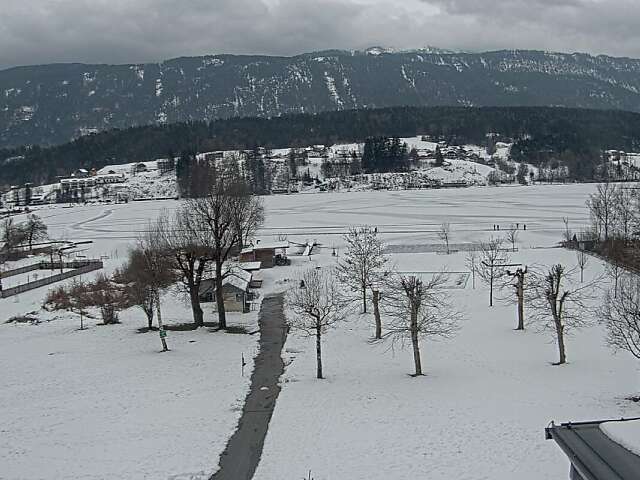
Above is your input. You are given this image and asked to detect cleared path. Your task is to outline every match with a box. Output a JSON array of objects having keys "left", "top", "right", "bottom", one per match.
[{"left": 210, "top": 294, "right": 287, "bottom": 480}]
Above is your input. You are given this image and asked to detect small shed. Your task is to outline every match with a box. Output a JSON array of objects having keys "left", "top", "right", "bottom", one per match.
[
  {"left": 239, "top": 241, "right": 289, "bottom": 268},
  {"left": 199, "top": 268, "right": 253, "bottom": 313}
]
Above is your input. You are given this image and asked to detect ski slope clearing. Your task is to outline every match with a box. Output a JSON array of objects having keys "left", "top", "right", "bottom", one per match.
[{"left": 2, "top": 183, "right": 639, "bottom": 479}]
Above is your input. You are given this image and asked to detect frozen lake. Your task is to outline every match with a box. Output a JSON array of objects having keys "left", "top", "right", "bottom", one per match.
[{"left": 30, "top": 183, "right": 597, "bottom": 260}]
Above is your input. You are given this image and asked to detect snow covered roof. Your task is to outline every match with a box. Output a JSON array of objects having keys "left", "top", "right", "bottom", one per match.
[
  {"left": 202, "top": 264, "right": 253, "bottom": 292},
  {"left": 238, "top": 261, "right": 262, "bottom": 271},
  {"left": 251, "top": 241, "right": 289, "bottom": 250},
  {"left": 223, "top": 268, "right": 252, "bottom": 291}
]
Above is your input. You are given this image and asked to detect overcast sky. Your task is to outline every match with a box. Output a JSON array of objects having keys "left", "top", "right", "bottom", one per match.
[{"left": 1, "top": 0, "right": 638, "bottom": 70}]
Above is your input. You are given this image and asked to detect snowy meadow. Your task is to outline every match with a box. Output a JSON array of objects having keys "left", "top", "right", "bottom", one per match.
[{"left": 2, "top": 183, "right": 638, "bottom": 480}]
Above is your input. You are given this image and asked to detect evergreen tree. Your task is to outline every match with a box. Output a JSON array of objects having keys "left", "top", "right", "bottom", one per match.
[
  {"left": 434, "top": 146, "right": 444, "bottom": 167},
  {"left": 176, "top": 150, "right": 193, "bottom": 198}
]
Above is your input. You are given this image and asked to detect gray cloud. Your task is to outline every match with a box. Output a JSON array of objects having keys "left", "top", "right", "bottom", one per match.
[{"left": 0, "top": 0, "right": 639, "bottom": 70}]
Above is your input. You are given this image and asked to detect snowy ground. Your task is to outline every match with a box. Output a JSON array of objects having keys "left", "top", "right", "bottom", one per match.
[
  {"left": 1, "top": 201, "right": 259, "bottom": 480},
  {"left": 254, "top": 247, "right": 639, "bottom": 480},
  {"left": 3, "top": 183, "right": 639, "bottom": 479}
]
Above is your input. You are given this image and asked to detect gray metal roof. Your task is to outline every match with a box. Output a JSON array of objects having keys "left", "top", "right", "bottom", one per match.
[{"left": 546, "top": 418, "right": 640, "bottom": 480}]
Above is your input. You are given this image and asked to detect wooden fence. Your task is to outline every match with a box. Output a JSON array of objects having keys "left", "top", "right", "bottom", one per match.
[{"left": 0, "top": 260, "right": 103, "bottom": 298}]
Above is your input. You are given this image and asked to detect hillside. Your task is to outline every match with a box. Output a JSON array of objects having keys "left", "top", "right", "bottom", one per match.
[
  {"left": 3, "top": 48, "right": 640, "bottom": 147},
  {"left": 3, "top": 106, "right": 640, "bottom": 189}
]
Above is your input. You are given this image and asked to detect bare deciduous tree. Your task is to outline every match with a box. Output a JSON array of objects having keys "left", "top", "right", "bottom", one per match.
[
  {"left": 587, "top": 182, "right": 618, "bottom": 241},
  {"left": 44, "top": 280, "right": 91, "bottom": 330},
  {"left": 114, "top": 254, "right": 156, "bottom": 329},
  {"left": 465, "top": 248, "right": 479, "bottom": 289},
  {"left": 600, "top": 274, "right": 640, "bottom": 360},
  {"left": 23, "top": 214, "right": 48, "bottom": 251},
  {"left": 528, "top": 264, "right": 595, "bottom": 365},
  {"left": 1, "top": 217, "right": 26, "bottom": 255},
  {"left": 115, "top": 222, "right": 177, "bottom": 350},
  {"left": 614, "top": 187, "right": 636, "bottom": 242},
  {"left": 85, "top": 273, "right": 127, "bottom": 325},
  {"left": 140, "top": 221, "right": 178, "bottom": 347},
  {"left": 478, "top": 237, "right": 510, "bottom": 307},
  {"left": 286, "top": 267, "right": 350, "bottom": 379},
  {"left": 506, "top": 266, "right": 528, "bottom": 330},
  {"left": 379, "top": 273, "right": 460, "bottom": 376},
  {"left": 562, "top": 217, "right": 573, "bottom": 244},
  {"left": 604, "top": 241, "right": 626, "bottom": 298},
  {"left": 157, "top": 209, "right": 211, "bottom": 328},
  {"left": 230, "top": 181, "right": 265, "bottom": 251},
  {"left": 336, "top": 226, "right": 388, "bottom": 316},
  {"left": 438, "top": 222, "right": 451, "bottom": 254},
  {"left": 372, "top": 287, "right": 382, "bottom": 339},
  {"left": 576, "top": 250, "right": 588, "bottom": 283},
  {"left": 188, "top": 172, "right": 264, "bottom": 329},
  {"left": 505, "top": 225, "right": 519, "bottom": 252}
]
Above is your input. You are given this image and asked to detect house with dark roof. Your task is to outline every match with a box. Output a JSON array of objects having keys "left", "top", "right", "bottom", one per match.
[{"left": 545, "top": 417, "right": 640, "bottom": 480}]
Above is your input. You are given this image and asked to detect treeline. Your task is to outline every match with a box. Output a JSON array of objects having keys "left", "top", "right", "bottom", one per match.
[{"left": 3, "top": 106, "right": 640, "bottom": 187}]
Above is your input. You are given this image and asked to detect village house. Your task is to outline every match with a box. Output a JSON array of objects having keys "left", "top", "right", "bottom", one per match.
[
  {"left": 199, "top": 267, "right": 255, "bottom": 313},
  {"left": 239, "top": 241, "right": 289, "bottom": 268}
]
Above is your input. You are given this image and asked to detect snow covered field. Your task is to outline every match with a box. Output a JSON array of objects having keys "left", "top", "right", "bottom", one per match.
[{"left": 2, "top": 183, "right": 639, "bottom": 479}]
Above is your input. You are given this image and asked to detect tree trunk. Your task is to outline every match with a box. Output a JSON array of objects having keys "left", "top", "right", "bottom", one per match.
[
  {"left": 215, "top": 262, "right": 227, "bottom": 329},
  {"left": 516, "top": 279, "right": 524, "bottom": 330},
  {"left": 555, "top": 320, "right": 566, "bottom": 365},
  {"left": 156, "top": 290, "right": 168, "bottom": 352},
  {"left": 410, "top": 305, "right": 423, "bottom": 376},
  {"left": 189, "top": 285, "right": 204, "bottom": 328},
  {"left": 362, "top": 286, "right": 367, "bottom": 313},
  {"left": 580, "top": 268, "right": 584, "bottom": 283},
  {"left": 489, "top": 276, "right": 494, "bottom": 307},
  {"left": 316, "top": 326, "right": 323, "bottom": 379},
  {"left": 372, "top": 289, "right": 382, "bottom": 339},
  {"left": 144, "top": 297, "right": 155, "bottom": 329}
]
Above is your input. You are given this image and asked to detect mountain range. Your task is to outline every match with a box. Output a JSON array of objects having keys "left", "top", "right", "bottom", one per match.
[{"left": 2, "top": 48, "right": 640, "bottom": 148}]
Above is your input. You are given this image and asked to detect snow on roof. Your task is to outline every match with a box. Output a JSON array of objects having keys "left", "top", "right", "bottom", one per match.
[
  {"left": 238, "top": 261, "right": 262, "bottom": 271},
  {"left": 223, "top": 267, "right": 252, "bottom": 291},
  {"left": 601, "top": 419, "right": 640, "bottom": 457},
  {"left": 96, "top": 161, "right": 158, "bottom": 176},
  {"left": 241, "top": 241, "right": 289, "bottom": 254},
  {"left": 253, "top": 241, "right": 289, "bottom": 250},
  {"left": 202, "top": 264, "right": 253, "bottom": 291}
]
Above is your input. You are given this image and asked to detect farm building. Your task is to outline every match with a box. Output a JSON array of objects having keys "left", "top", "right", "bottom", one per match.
[
  {"left": 239, "top": 241, "right": 289, "bottom": 268},
  {"left": 198, "top": 268, "right": 254, "bottom": 313}
]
